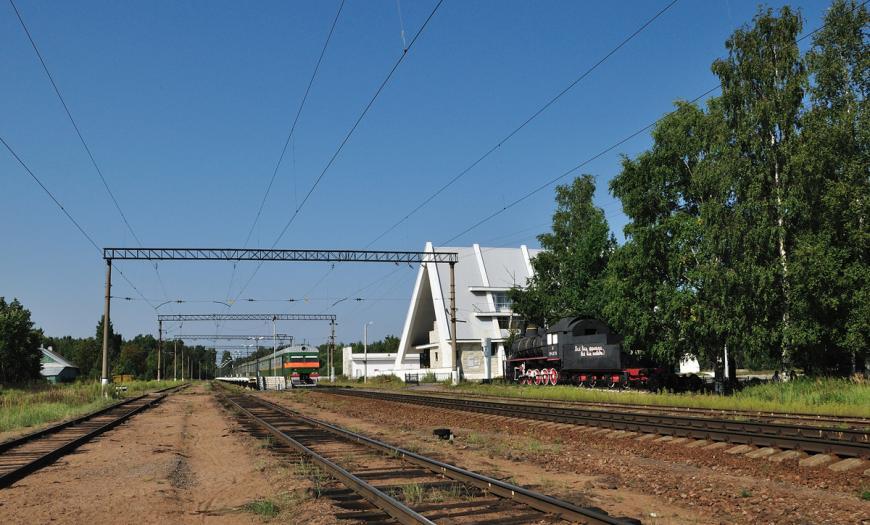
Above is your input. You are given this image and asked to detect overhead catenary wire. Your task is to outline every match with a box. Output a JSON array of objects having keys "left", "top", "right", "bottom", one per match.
[
  {"left": 363, "top": 0, "right": 680, "bottom": 249},
  {"left": 439, "top": 0, "right": 870, "bottom": 245},
  {"left": 1, "top": 135, "right": 155, "bottom": 309},
  {"left": 232, "top": 0, "right": 445, "bottom": 303},
  {"left": 268, "top": 0, "right": 445, "bottom": 248},
  {"left": 225, "top": 0, "right": 345, "bottom": 304},
  {"left": 9, "top": 0, "right": 169, "bottom": 307},
  {"left": 240, "top": 0, "right": 347, "bottom": 249},
  {"left": 440, "top": 85, "right": 722, "bottom": 244}
]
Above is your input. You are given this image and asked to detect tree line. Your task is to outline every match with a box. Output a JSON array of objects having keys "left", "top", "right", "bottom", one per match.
[
  {"left": 0, "top": 296, "right": 216, "bottom": 384},
  {"left": 510, "top": 1, "right": 868, "bottom": 376}
]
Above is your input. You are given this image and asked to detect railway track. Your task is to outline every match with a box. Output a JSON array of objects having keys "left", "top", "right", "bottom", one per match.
[
  {"left": 0, "top": 384, "right": 186, "bottom": 488},
  {"left": 392, "top": 388, "right": 870, "bottom": 429},
  {"left": 319, "top": 388, "right": 870, "bottom": 459},
  {"left": 217, "top": 386, "right": 640, "bottom": 524},
  {"left": 382, "top": 387, "right": 870, "bottom": 429}
]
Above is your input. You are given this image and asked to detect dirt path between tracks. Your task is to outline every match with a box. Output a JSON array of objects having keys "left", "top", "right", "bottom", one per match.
[
  {"left": 0, "top": 384, "right": 338, "bottom": 525},
  {"left": 260, "top": 390, "right": 870, "bottom": 525}
]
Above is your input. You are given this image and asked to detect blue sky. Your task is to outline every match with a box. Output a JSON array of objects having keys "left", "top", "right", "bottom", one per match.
[{"left": 2, "top": 0, "right": 832, "bottom": 349}]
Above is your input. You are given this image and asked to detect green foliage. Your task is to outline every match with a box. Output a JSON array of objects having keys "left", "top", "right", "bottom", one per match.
[
  {"left": 595, "top": 1, "right": 868, "bottom": 374},
  {"left": 44, "top": 321, "right": 216, "bottom": 381},
  {"left": 510, "top": 175, "right": 615, "bottom": 327},
  {"left": 0, "top": 297, "right": 42, "bottom": 384}
]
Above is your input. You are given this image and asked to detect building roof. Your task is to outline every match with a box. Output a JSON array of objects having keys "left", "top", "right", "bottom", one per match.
[
  {"left": 396, "top": 242, "right": 540, "bottom": 368},
  {"left": 40, "top": 347, "right": 78, "bottom": 377}
]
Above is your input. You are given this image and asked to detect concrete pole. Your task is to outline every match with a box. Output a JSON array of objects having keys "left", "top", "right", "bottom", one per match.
[
  {"left": 330, "top": 320, "right": 336, "bottom": 382},
  {"left": 272, "top": 315, "right": 277, "bottom": 378},
  {"left": 173, "top": 339, "right": 177, "bottom": 381},
  {"left": 157, "top": 320, "right": 162, "bottom": 381},
  {"left": 364, "top": 322, "right": 368, "bottom": 383},
  {"left": 450, "top": 261, "right": 458, "bottom": 385},
  {"left": 100, "top": 259, "right": 112, "bottom": 395}
]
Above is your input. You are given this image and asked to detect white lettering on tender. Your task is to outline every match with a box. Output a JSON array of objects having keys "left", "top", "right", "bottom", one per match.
[{"left": 574, "top": 345, "right": 605, "bottom": 357}]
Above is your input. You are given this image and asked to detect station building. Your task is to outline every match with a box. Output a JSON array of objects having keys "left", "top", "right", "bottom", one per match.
[{"left": 392, "top": 242, "right": 539, "bottom": 382}]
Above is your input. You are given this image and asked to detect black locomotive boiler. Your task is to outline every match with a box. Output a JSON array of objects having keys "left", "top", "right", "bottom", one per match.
[{"left": 507, "top": 317, "right": 663, "bottom": 388}]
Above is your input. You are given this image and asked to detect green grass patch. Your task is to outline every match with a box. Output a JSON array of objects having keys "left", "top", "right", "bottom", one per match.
[
  {"left": 444, "top": 377, "right": 869, "bottom": 418},
  {"left": 242, "top": 498, "right": 279, "bottom": 518},
  {"left": 0, "top": 379, "right": 185, "bottom": 435}
]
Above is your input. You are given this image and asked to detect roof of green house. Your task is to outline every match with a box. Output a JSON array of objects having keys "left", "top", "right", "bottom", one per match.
[{"left": 40, "top": 347, "right": 78, "bottom": 377}]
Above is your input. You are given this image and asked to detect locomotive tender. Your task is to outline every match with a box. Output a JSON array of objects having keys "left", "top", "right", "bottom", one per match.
[{"left": 507, "top": 317, "right": 662, "bottom": 388}]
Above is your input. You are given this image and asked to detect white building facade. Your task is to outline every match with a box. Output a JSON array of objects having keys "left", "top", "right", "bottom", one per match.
[
  {"left": 342, "top": 346, "right": 420, "bottom": 379},
  {"left": 394, "top": 242, "right": 539, "bottom": 382}
]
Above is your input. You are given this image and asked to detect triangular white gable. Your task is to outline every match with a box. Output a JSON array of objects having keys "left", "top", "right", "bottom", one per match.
[{"left": 396, "top": 242, "right": 454, "bottom": 370}]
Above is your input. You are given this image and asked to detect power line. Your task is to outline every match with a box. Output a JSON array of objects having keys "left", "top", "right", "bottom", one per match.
[
  {"left": 269, "top": 0, "right": 445, "bottom": 248},
  {"left": 363, "top": 0, "right": 680, "bottom": 248},
  {"left": 9, "top": 0, "right": 142, "bottom": 246},
  {"left": 9, "top": 0, "right": 169, "bottom": 305},
  {"left": 1, "top": 134, "right": 155, "bottom": 308},
  {"left": 232, "top": 0, "right": 444, "bottom": 302},
  {"left": 440, "top": 85, "right": 722, "bottom": 244},
  {"left": 241, "top": 0, "right": 346, "bottom": 248},
  {"left": 439, "top": 0, "right": 870, "bottom": 245}
]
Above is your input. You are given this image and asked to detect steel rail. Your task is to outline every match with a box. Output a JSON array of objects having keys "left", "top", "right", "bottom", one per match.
[
  {"left": 371, "top": 388, "right": 870, "bottom": 429},
  {"left": 323, "top": 389, "right": 870, "bottom": 459},
  {"left": 0, "top": 384, "right": 187, "bottom": 489},
  {"left": 0, "top": 396, "right": 137, "bottom": 455},
  {"left": 239, "top": 392, "right": 635, "bottom": 525},
  {"left": 0, "top": 383, "right": 186, "bottom": 455},
  {"left": 220, "top": 393, "right": 436, "bottom": 525}
]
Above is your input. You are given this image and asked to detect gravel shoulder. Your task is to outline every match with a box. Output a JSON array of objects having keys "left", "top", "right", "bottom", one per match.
[
  {"left": 0, "top": 384, "right": 337, "bottom": 524},
  {"left": 262, "top": 390, "right": 869, "bottom": 525}
]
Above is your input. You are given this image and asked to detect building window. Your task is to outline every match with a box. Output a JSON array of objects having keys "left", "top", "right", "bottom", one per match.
[
  {"left": 498, "top": 317, "right": 517, "bottom": 330},
  {"left": 492, "top": 292, "right": 513, "bottom": 312}
]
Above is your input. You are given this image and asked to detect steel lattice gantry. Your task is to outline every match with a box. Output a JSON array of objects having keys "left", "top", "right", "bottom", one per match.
[
  {"left": 99, "top": 247, "right": 460, "bottom": 388},
  {"left": 156, "top": 313, "right": 335, "bottom": 382},
  {"left": 158, "top": 314, "right": 335, "bottom": 322},
  {"left": 157, "top": 314, "right": 336, "bottom": 322},
  {"left": 104, "top": 248, "right": 459, "bottom": 264},
  {"left": 168, "top": 334, "right": 294, "bottom": 341}
]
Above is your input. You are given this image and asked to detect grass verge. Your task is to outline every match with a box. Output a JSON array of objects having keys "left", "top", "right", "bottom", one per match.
[
  {"left": 445, "top": 378, "right": 869, "bottom": 418},
  {"left": 0, "top": 379, "right": 186, "bottom": 435}
]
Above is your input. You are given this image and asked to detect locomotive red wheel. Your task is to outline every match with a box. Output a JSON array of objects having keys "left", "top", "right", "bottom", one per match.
[
  {"left": 533, "top": 370, "right": 542, "bottom": 386},
  {"left": 541, "top": 370, "right": 550, "bottom": 386},
  {"left": 549, "top": 368, "right": 559, "bottom": 385}
]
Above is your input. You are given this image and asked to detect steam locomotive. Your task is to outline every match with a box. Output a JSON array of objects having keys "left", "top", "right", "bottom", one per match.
[{"left": 506, "top": 317, "right": 665, "bottom": 389}]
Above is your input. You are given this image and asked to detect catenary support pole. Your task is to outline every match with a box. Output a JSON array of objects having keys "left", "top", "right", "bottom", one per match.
[
  {"left": 173, "top": 339, "right": 177, "bottom": 381},
  {"left": 330, "top": 320, "right": 336, "bottom": 382},
  {"left": 100, "top": 259, "right": 112, "bottom": 395},
  {"left": 450, "top": 261, "right": 458, "bottom": 385},
  {"left": 364, "top": 322, "right": 368, "bottom": 383},
  {"left": 272, "top": 315, "right": 277, "bottom": 379},
  {"left": 157, "top": 320, "right": 162, "bottom": 381}
]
